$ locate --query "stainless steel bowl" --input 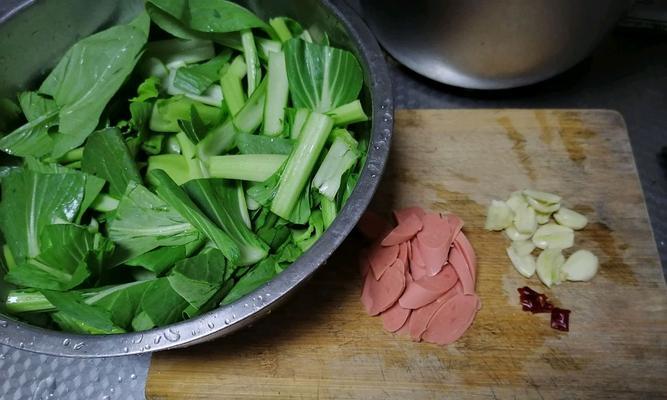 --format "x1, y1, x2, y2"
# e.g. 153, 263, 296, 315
0, 0, 392, 357
360, 0, 633, 89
